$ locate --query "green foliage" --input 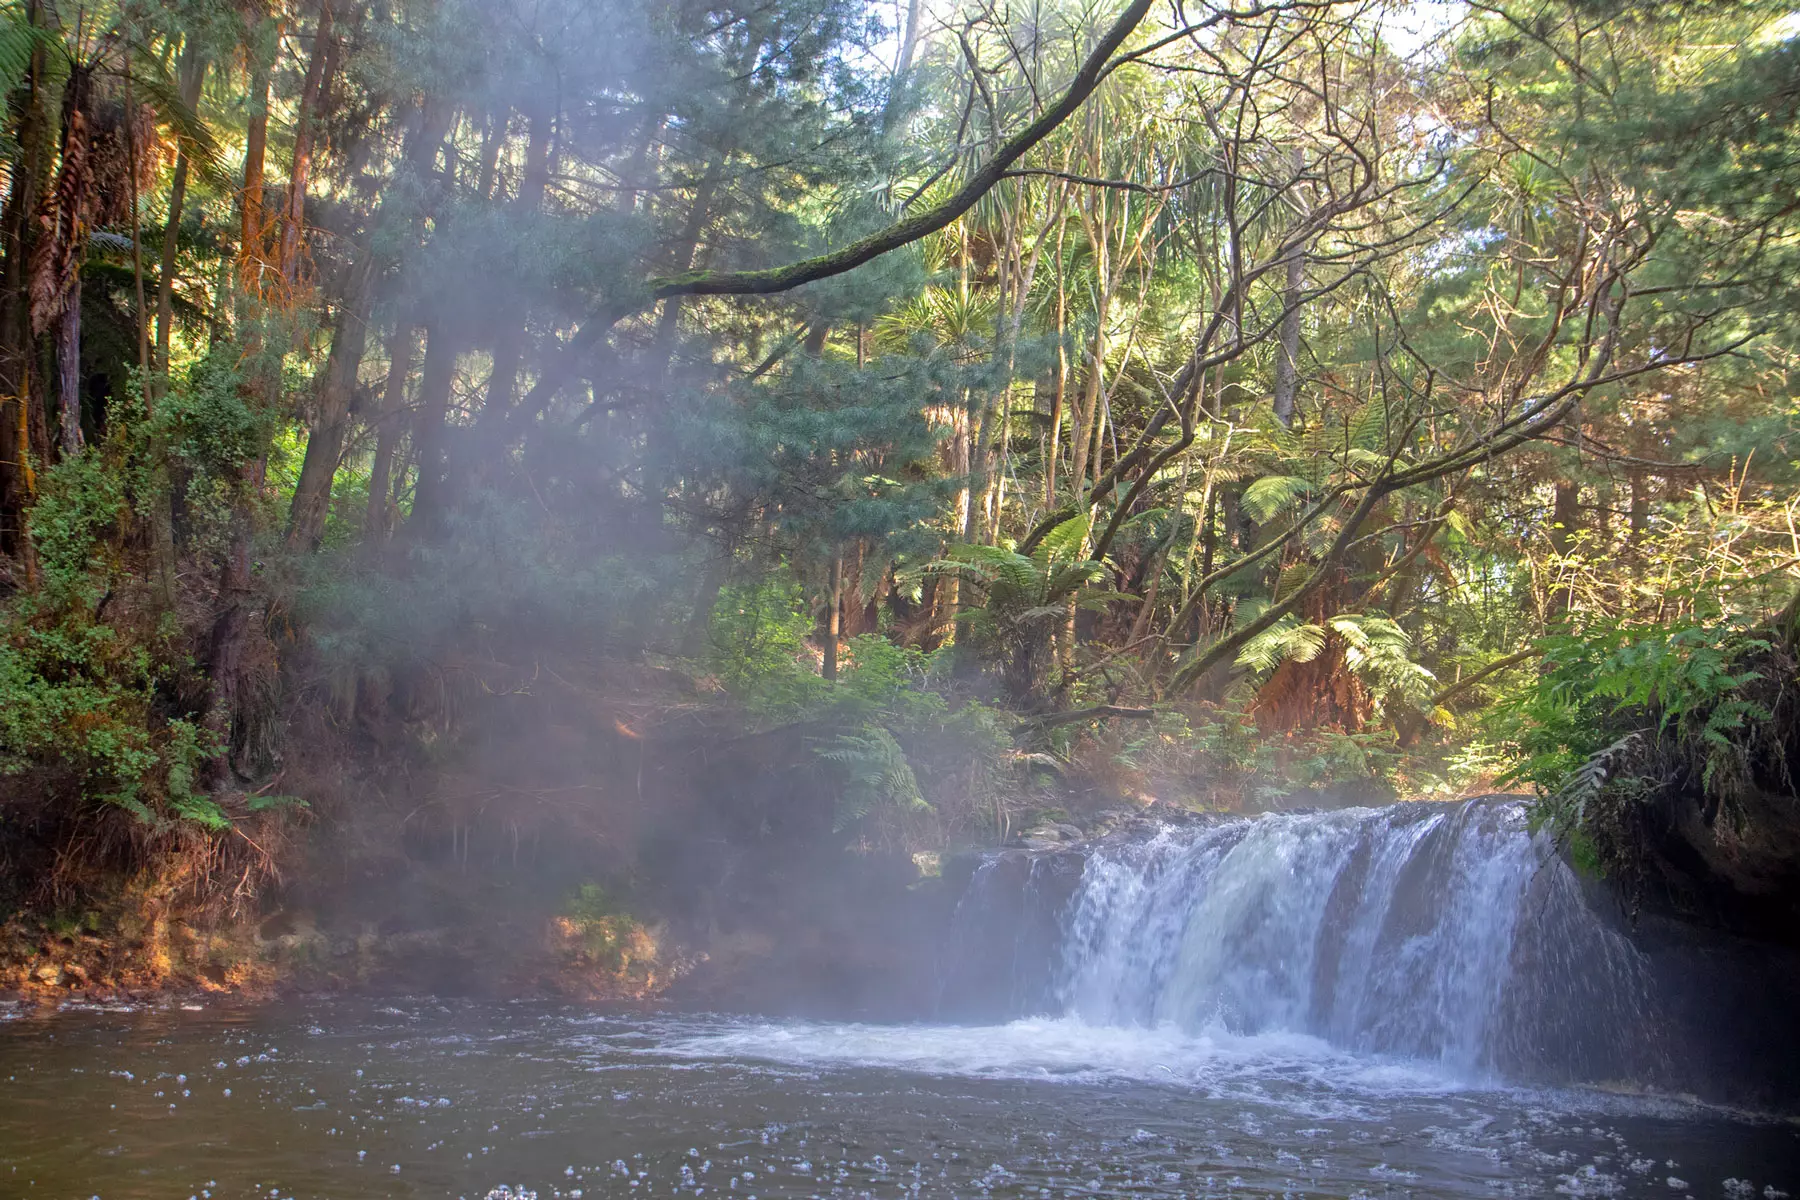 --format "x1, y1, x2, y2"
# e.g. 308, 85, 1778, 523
1495, 611, 1785, 870
1241, 474, 1313, 524
816, 726, 928, 831
1233, 612, 1436, 715
914, 514, 1119, 701
1497, 615, 1771, 799
706, 577, 1015, 834
557, 883, 658, 977
707, 579, 831, 722
0, 430, 222, 830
